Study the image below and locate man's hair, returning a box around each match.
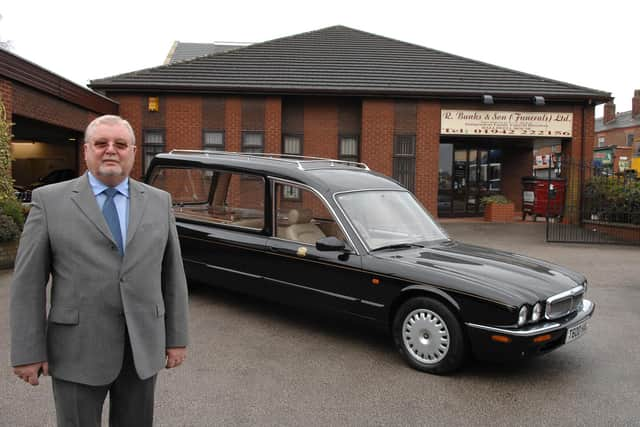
[84,115,136,146]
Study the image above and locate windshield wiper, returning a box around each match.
[371,243,424,252]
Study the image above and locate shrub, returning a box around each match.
[584,176,640,225]
[0,197,25,230]
[0,213,19,242]
[480,195,512,207]
[0,96,14,200]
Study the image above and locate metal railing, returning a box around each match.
[167,150,370,171]
[546,156,639,245]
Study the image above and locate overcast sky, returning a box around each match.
[1,0,636,116]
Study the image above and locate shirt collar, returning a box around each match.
[88,172,130,198]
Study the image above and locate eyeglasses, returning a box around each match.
[91,140,132,151]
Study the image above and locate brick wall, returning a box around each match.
[166,96,202,151]
[303,98,338,159]
[265,97,281,154]
[416,101,441,214]
[110,95,144,178]
[596,126,640,148]
[0,79,12,124]
[501,147,532,211]
[582,105,595,168]
[12,83,92,132]
[562,105,591,224]
[225,97,242,152]
[361,99,393,176]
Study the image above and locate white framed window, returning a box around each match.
[597,136,605,148]
[203,131,225,151]
[283,135,302,156]
[242,132,264,153]
[339,135,359,162]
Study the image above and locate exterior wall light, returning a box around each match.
[532,96,545,106]
[482,95,494,105]
[148,96,160,112]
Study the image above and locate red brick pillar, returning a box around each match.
[265,96,282,154]
[361,99,393,176]
[304,98,338,159]
[561,105,588,224]
[225,97,242,152]
[166,95,202,151]
[416,100,440,215]
[110,95,143,178]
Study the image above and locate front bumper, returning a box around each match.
[465,299,594,361]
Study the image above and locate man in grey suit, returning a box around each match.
[10,115,189,426]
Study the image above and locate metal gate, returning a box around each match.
[545,156,640,245]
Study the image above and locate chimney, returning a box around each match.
[603,101,616,124]
[632,89,640,118]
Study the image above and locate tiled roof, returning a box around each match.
[90,26,610,102]
[595,111,640,132]
[163,42,246,65]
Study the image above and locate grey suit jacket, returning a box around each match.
[10,173,189,386]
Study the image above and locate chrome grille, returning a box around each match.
[545,285,585,320]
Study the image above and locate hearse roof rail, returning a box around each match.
[167,150,370,171]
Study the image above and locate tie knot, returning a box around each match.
[104,187,118,199]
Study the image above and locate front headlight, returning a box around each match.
[518,305,528,326]
[531,302,542,322]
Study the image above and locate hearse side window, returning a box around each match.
[274,183,346,245]
[148,166,265,230]
[148,167,212,204]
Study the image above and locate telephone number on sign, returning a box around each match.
[442,128,572,136]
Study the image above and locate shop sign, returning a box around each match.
[593,150,613,166]
[441,110,573,137]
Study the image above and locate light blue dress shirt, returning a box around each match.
[88,172,130,252]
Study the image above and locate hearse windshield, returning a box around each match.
[336,190,449,251]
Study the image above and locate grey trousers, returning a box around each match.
[51,337,157,427]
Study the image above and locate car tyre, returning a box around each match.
[392,297,466,374]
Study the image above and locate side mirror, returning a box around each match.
[316,236,346,252]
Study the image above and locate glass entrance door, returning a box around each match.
[438,145,501,217]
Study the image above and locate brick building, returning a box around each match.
[88,26,610,218]
[595,90,640,174]
[0,49,118,188]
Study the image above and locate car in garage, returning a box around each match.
[146,150,594,374]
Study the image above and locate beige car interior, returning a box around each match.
[282,208,326,244]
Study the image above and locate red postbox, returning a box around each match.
[521,177,566,221]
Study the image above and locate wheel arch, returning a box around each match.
[388,285,462,330]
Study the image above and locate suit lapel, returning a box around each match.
[126,178,147,248]
[70,173,116,246]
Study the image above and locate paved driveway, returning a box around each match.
[1,222,639,426]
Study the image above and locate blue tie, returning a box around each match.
[102,188,124,256]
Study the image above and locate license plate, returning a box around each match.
[565,321,588,344]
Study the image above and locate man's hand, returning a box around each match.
[14,362,49,386]
[165,347,187,369]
